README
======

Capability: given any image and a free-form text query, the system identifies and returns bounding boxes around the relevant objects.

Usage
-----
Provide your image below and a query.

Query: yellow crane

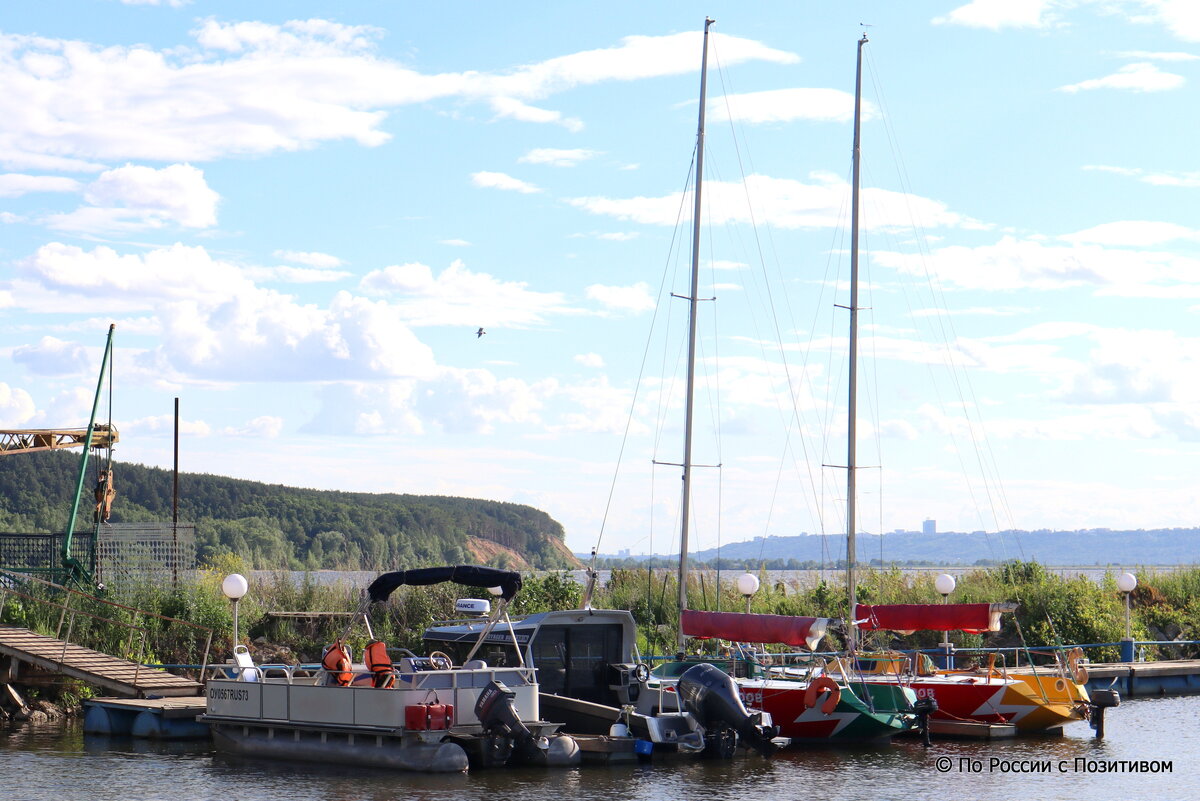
[0,425,119,455]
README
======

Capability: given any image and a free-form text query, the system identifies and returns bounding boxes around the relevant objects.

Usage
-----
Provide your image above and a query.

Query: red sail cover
[680,609,829,650]
[855,603,1002,634]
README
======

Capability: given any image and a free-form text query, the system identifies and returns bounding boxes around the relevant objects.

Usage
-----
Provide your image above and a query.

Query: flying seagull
[476,327,486,338]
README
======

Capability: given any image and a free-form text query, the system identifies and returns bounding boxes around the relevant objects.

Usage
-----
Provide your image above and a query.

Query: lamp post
[1117,572,1137,662]
[222,573,248,646]
[736,573,760,614]
[935,573,956,669]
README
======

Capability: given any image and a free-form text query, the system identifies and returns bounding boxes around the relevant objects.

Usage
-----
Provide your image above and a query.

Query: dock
[1085,658,1200,698]
[0,625,202,698]
[83,696,209,739]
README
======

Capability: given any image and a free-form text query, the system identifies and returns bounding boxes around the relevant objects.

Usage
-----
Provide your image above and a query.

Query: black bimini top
[367,565,523,603]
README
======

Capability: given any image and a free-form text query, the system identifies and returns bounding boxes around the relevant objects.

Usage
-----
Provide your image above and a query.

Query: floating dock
[926,719,1019,740]
[1085,659,1200,698]
[83,696,208,739]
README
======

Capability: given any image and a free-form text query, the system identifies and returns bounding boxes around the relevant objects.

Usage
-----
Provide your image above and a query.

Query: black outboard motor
[912,696,938,747]
[1088,687,1120,739]
[474,680,536,766]
[676,663,779,758]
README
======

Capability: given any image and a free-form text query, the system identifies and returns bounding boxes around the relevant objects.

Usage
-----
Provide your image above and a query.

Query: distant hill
[592,529,1200,567]
[0,451,578,571]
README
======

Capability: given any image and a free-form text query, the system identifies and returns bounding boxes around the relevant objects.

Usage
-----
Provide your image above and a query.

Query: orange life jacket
[322,642,352,687]
[364,640,395,689]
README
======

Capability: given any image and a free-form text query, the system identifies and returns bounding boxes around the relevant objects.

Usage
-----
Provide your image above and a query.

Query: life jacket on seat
[365,639,396,689]
[322,641,352,687]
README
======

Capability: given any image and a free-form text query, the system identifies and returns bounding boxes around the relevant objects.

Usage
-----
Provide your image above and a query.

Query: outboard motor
[912,696,938,747]
[474,680,538,766]
[676,663,779,758]
[1088,687,1120,739]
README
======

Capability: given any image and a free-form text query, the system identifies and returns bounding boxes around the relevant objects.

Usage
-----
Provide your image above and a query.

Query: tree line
[0,451,575,571]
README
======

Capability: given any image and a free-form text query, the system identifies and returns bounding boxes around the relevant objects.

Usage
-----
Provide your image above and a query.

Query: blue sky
[2,1,1199,560]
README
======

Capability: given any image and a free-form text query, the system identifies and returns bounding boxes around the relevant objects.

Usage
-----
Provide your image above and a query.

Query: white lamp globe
[222,573,249,601]
[1117,572,1138,594]
[736,573,760,598]
[935,573,957,597]
[487,585,504,597]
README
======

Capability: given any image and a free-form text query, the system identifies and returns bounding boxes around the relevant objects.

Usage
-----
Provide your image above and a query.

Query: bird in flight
[476,327,486,338]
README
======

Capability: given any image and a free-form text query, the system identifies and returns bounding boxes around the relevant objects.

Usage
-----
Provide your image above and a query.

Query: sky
[2,1,1199,562]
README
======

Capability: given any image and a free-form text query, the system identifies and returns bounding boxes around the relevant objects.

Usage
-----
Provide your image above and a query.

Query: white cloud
[713,88,872,125]
[470,171,542,194]
[10,242,440,382]
[359,259,572,327]
[223,415,284,438]
[1113,50,1200,61]
[519,148,600,167]
[489,97,583,132]
[0,25,797,167]
[568,172,978,232]
[1058,62,1185,93]
[125,414,212,437]
[0,174,82,197]
[586,282,655,313]
[1142,0,1200,42]
[245,265,353,284]
[1083,164,1200,188]
[0,383,37,427]
[933,0,1063,30]
[575,352,605,368]
[12,336,90,376]
[440,239,471,247]
[1061,220,1200,247]
[46,164,219,233]
[273,250,344,269]
[874,235,1200,295]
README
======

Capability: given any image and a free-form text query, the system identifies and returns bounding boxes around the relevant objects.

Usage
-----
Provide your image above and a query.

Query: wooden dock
[0,625,202,698]
[83,696,209,739]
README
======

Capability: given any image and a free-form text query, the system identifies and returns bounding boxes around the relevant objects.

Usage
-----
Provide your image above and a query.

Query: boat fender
[803,676,841,716]
[1067,647,1088,684]
[321,641,352,687]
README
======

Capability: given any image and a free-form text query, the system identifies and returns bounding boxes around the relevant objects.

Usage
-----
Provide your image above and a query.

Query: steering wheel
[633,663,651,683]
[428,650,454,670]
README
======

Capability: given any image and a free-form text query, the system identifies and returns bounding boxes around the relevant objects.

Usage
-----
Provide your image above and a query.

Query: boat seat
[233,644,260,682]
[462,659,488,669]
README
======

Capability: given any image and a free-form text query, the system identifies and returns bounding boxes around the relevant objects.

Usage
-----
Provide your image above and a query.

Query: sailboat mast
[677,17,714,647]
[846,33,867,652]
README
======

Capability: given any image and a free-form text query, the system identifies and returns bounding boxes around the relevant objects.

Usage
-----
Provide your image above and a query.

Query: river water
[2,696,1195,801]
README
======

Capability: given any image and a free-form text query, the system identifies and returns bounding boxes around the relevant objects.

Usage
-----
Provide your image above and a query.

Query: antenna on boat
[676,16,714,649]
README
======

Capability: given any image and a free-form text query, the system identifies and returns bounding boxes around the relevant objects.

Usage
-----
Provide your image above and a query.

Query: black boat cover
[367,565,523,603]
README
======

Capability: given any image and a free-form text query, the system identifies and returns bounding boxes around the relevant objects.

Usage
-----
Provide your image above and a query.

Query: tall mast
[677,17,714,647]
[846,34,867,652]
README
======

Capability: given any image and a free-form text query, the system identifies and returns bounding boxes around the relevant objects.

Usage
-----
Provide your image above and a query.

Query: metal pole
[845,34,868,653]
[677,17,714,648]
[232,597,240,646]
[173,397,179,587]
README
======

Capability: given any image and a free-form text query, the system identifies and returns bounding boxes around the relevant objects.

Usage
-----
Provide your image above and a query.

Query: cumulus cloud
[273,250,344,269]
[1083,164,1200,188]
[46,164,219,233]
[0,383,37,426]
[586,282,655,313]
[470,171,542,193]
[519,148,600,167]
[933,0,1063,30]
[568,172,979,232]
[1058,62,1186,93]
[0,24,797,167]
[12,336,91,376]
[0,174,82,197]
[10,242,439,382]
[1061,220,1200,247]
[223,415,285,437]
[359,259,572,327]
[575,352,605,368]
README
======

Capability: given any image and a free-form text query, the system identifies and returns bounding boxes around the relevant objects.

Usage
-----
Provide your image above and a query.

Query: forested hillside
[0,451,577,570]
